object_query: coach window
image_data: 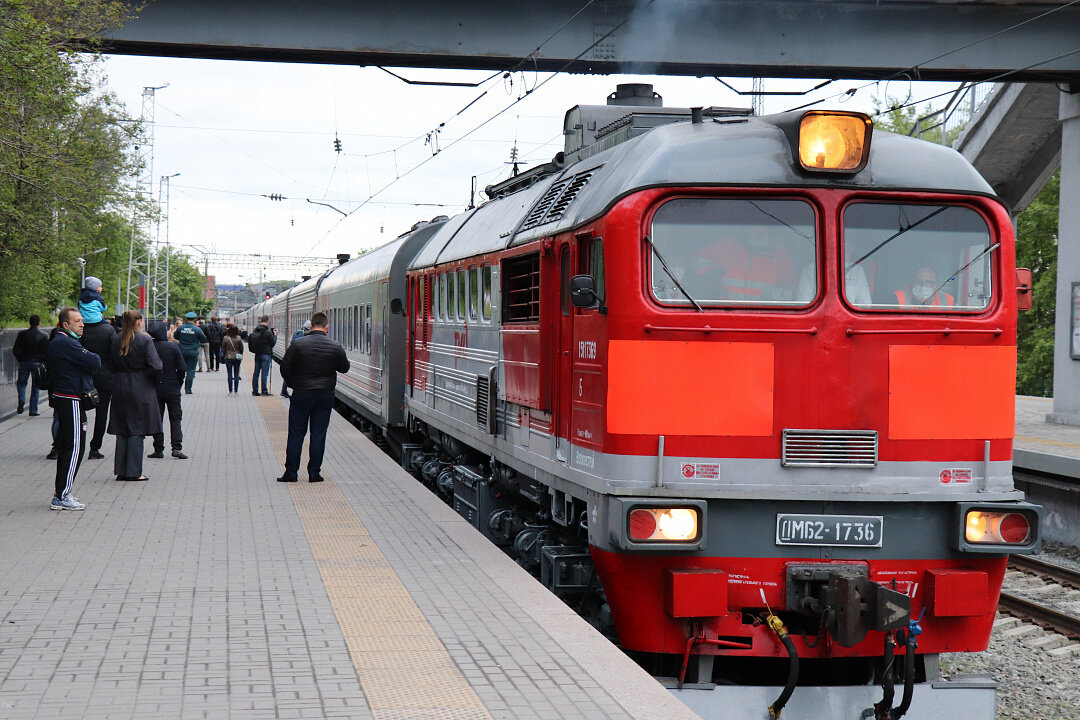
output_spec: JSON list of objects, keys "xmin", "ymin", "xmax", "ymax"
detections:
[
  {"xmin": 468, "ymin": 267, "xmax": 479, "ymax": 321},
  {"xmin": 365, "ymin": 304, "xmax": 373, "ymax": 352},
  {"xmin": 482, "ymin": 266, "xmax": 492, "ymax": 321},
  {"xmin": 434, "ymin": 274, "xmax": 442, "ymax": 320},
  {"xmin": 353, "ymin": 305, "xmax": 359, "ymax": 350},
  {"xmin": 842, "ymin": 203, "xmax": 993, "ymax": 312},
  {"xmin": 457, "ymin": 269, "xmax": 467, "ymax": 321},
  {"xmin": 648, "ymin": 198, "xmax": 816, "ymax": 308}
]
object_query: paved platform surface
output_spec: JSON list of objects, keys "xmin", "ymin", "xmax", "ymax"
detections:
[
  {"xmin": 0, "ymin": 361, "xmax": 698, "ymax": 720},
  {"xmin": 1015, "ymin": 395, "xmax": 1080, "ymax": 460}
]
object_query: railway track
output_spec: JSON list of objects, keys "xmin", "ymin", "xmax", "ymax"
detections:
[{"xmin": 1000, "ymin": 555, "xmax": 1080, "ymax": 642}]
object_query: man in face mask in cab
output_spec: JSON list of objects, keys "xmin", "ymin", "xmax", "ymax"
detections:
[{"xmin": 894, "ymin": 266, "xmax": 955, "ymax": 308}]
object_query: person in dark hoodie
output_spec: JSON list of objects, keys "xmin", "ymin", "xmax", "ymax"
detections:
[
  {"xmin": 147, "ymin": 320, "xmax": 187, "ymax": 459},
  {"xmin": 46, "ymin": 308, "xmax": 100, "ymax": 510},
  {"xmin": 80, "ymin": 315, "xmax": 119, "ymax": 459}
]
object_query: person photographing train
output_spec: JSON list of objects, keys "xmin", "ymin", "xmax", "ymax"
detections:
[{"xmin": 276, "ymin": 312, "xmax": 349, "ymax": 483}]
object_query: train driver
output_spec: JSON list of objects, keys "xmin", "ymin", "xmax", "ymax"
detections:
[{"xmin": 893, "ymin": 266, "xmax": 955, "ymax": 308}]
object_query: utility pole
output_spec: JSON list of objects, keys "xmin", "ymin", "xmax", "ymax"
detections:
[
  {"xmin": 127, "ymin": 84, "xmax": 167, "ymax": 313},
  {"xmin": 152, "ymin": 172, "xmax": 179, "ymax": 319}
]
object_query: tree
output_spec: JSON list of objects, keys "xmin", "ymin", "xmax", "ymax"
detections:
[
  {"xmin": 1015, "ymin": 173, "xmax": 1059, "ymax": 397},
  {"xmin": 0, "ymin": 0, "xmax": 137, "ymax": 324}
]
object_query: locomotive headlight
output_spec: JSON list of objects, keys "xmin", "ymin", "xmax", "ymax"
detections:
[
  {"xmin": 628, "ymin": 507, "xmax": 700, "ymax": 542},
  {"xmin": 797, "ymin": 111, "xmax": 872, "ymax": 173},
  {"xmin": 954, "ymin": 502, "xmax": 1042, "ymax": 554},
  {"xmin": 965, "ymin": 511, "xmax": 1031, "ymax": 545}
]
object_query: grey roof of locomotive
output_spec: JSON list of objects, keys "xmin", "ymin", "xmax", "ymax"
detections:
[{"xmin": 409, "ymin": 114, "xmax": 997, "ymax": 269}]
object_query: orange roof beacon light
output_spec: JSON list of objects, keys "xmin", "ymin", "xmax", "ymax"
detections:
[{"xmin": 797, "ymin": 111, "xmax": 873, "ymax": 174}]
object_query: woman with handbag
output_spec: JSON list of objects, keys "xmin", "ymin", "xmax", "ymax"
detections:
[
  {"xmin": 221, "ymin": 324, "xmax": 244, "ymax": 395},
  {"xmin": 107, "ymin": 310, "xmax": 163, "ymax": 481}
]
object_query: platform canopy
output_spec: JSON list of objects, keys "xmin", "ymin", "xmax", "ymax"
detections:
[{"xmin": 107, "ymin": 0, "xmax": 1080, "ymax": 82}]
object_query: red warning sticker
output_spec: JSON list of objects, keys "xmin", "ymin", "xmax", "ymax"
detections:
[
  {"xmin": 681, "ymin": 463, "xmax": 719, "ymax": 479},
  {"xmin": 939, "ymin": 468, "xmax": 973, "ymax": 484}
]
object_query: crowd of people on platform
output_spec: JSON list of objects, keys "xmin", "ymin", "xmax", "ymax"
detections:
[{"xmin": 12, "ymin": 276, "xmax": 351, "ymax": 511}]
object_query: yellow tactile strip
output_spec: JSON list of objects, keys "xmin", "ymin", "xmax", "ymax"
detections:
[{"xmin": 255, "ymin": 395, "xmax": 493, "ymax": 720}]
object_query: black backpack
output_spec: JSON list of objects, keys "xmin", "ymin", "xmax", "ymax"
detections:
[{"xmin": 30, "ymin": 362, "xmax": 50, "ymax": 391}]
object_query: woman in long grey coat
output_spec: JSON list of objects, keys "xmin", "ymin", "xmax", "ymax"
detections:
[{"xmin": 108, "ymin": 310, "xmax": 162, "ymax": 481}]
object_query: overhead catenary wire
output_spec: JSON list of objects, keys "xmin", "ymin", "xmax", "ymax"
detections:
[{"xmin": 303, "ymin": 0, "xmax": 657, "ymax": 256}]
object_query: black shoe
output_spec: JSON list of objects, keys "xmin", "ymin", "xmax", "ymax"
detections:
[
  {"xmin": 252, "ymin": 391, "xmax": 260, "ymax": 396},
  {"xmin": 88, "ymin": 450, "xmax": 105, "ymax": 459},
  {"xmin": 276, "ymin": 473, "xmax": 298, "ymax": 483},
  {"xmin": 308, "ymin": 473, "xmax": 324, "ymax": 483},
  {"xmin": 46, "ymin": 450, "xmax": 57, "ymax": 460},
  {"xmin": 172, "ymin": 450, "xmax": 188, "ymax": 460},
  {"xmin": 116, "ymin": 475, "xmax": 128, "ymax": 481},
  {"xmin": 147, "ymin": 451, "xmax": 164, "ymax": 459},
  {"xmin": 261, "ymin": 391, "xmax": 271, "ymax": 396},
  {"xmin": 280, "ymin": 391, "xmax": 290, "ymax": 398},
  {"xmin": 17, "ymin": 402, "xmax": 24, "ymax": 414},
  {"xmin": 28, "ymin": 412, "xmax": 40, "ymax": 416},
  {"xmin": 185, "ymin": 390, "xmax": 193, "ymax": 395}
]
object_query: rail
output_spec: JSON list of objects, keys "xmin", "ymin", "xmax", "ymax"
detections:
[{"xmin": 1000, "ymin": 556, "xmax": 1080, "ymax": 641}]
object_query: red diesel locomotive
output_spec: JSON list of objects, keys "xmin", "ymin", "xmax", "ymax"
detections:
[{"xmin": 245, "ymin": 85, "xmax": 1041, "ymax": 718}]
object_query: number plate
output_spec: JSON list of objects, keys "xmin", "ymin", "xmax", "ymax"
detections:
[{"xmin": 775, "ymin": 514, "xmax": 883, "ymax": 548}]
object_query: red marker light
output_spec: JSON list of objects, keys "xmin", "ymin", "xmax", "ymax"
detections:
[{"xmin": 629, "ymin": 509, "xmax": 658, "ymax": 541}]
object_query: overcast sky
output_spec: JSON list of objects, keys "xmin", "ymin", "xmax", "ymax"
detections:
[{"xmin": 99, "ymin": 55, "xmax": 954, "ymax": 284}]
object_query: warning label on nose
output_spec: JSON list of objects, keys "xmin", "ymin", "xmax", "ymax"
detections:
[
  {"xmin": 681, "ymin": 463, "xmax": 719, "ymax": 479},
  {"xmin": 939, "ymin": 468, "xmax": 973, "ymax": 484}
]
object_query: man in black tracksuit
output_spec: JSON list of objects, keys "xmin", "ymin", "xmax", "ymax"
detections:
[
  {"xmin": 277, "ymin": 311, "xmax": 349, "ymax": 483},
  {"xmin": 47, "ymin": 307, "xmax": 100, "ymax": 510},
  {"xmin": 79, "ymin": 318, "xmax": 118, "ymax": 459},
  {"xmin": 147, "ymin": 321, "xmax": 188, "ymax": 459}
]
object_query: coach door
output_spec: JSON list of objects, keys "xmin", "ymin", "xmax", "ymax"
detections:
[{"xmin": 554, "ymin": 244, "xmax": 574, "ymax": 463}]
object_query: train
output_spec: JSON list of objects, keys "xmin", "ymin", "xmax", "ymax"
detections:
[{"xmin": 237, "ymin": 84, "xmax": 1042, "ymax": 719}]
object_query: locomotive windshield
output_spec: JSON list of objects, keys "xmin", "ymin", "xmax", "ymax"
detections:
[
  {"xmin": 843, "ymin": 203, "xmax": 994, "ymax": 312},
  {"xmin": 648, "ymin": 198, "xmax": 817, "ymax": 308}
]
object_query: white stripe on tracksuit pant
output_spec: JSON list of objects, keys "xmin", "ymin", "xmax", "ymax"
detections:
[{"xmin": 53, "ymin": 395, "xmax": 86, "ymax": 500}]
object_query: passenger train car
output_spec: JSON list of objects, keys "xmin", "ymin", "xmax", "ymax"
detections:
[{"xmin": 239, "ymin": 85, "xmax": 1041, "ymax": 718}]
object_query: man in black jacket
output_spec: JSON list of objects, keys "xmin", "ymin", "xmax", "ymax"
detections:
[
  {"xmin": 247, "ymin": 315, "xmax": 276, "ymax": 396},
  {"xmin": 13, "ymin": 314, "xmax": 48, "ymax": 415},
  {"xmin": 277, "ymin": 311, "xmax": 349, "ymax": 483},
  {"xmin": 205, "ymin": 316, "xmax": 225, "ymax": 372},
  {"xmin": 147, "ymin": 321, "xmax": 188, "ymax": 459},
  {"xmin": 47, "ymin": 308, "xmax": 100, "ymax": 510},
  {"xmin": 79, "ymin": 318, "xmax": 118, "ymax": 459}
]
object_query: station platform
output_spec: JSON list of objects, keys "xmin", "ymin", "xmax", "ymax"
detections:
[
  {"xmin": 0, "ymin": 361, "xmax": 699, "ymax": 720},
  {"xmin": 1015, "ymin": 395, "xmax": 1080, "ymax": 475}
]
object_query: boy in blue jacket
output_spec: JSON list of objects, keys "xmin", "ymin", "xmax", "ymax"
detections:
[{"xmin": 78, "ymin": 276, "xmax": 107, "ymax": 324}]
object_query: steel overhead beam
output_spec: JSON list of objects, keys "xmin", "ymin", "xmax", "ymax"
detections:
[{"xmin": 107, "ymin": 0, "xmax": 1080, "ymax": 82}]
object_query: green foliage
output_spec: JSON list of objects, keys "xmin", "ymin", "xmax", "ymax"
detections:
[
  {"xmin": 1015, "ymin": 173, "xmax": 1059, "ymax": 397},
  {"xmin": 0, "ymin": 0, "xmax": 140, "ymax": 323}
]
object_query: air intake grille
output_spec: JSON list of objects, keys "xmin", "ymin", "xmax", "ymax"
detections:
[
  {"xmin": 782, "ymin": 430, "xmax": 878, "ymax": 468},
  {"xmin": 520, "ymin": 168, "xmax": 597, "ymax": 230},
  {"xmin": 475, "ymin": 367, "xmax": 496, "ymax": 434}
]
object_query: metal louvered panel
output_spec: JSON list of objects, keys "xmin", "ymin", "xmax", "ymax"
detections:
[
  {"xmin": 782, "ymin": 430, "xmax": 878, "ymax": 468},
  {"xmin": 545, "ymin": 171, "xmax": 593, "ymax": 222},
  {"xmin": 475, "ymin": 367, "xmax": 496, "ymax": 434},
  {"xmin": 521, "ymin": 180, "xmax": 568, "ymax": 230}
]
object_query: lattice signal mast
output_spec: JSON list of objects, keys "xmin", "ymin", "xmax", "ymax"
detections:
[
  {"xmin": 752, "ymin": 77, "xmax": 765, "ymax": 116},
  {"xmin": 126, "ymin": 85, "xmax": 166, "ymax": 313}
]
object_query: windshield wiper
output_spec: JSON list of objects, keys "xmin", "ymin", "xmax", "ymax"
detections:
[
  {"xmin": 848, "ymin": 206, "xmax": 949, "ymax": 270},
  {"xmin": 644, "ymin": 235, "xmax": 703, "ymax": 312},
  {"xmin": 924, "ymin": 242, "xmax": 1000, "ymax": 305}
]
